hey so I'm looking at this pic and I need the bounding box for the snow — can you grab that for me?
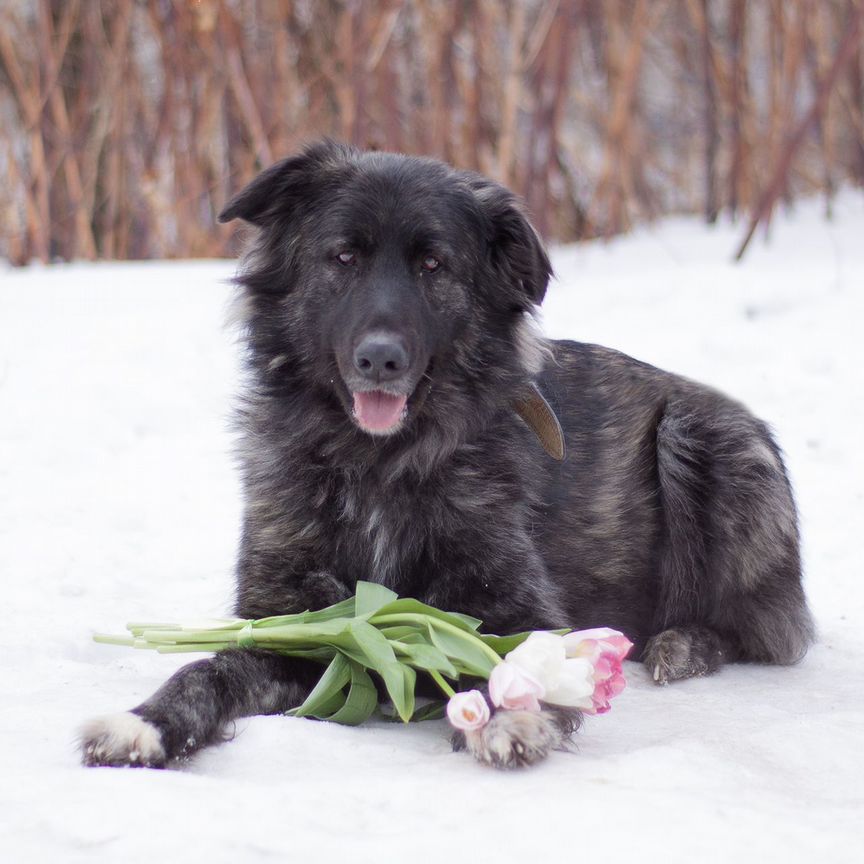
[1,195,862,863]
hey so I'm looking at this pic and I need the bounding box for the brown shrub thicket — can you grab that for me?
[0,0,862,264]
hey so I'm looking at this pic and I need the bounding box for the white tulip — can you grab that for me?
[505,631,566,683]
[542,657,595,709]
[446,690,491,730]
[504,632,595,709]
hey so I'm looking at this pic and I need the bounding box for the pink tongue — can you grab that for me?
[353,391,408,432]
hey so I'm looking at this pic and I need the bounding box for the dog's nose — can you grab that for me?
[353,333,409,381]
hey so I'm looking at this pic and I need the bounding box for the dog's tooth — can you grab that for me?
[653,663,661,682]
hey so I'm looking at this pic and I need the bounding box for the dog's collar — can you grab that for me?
[511,383,565,461]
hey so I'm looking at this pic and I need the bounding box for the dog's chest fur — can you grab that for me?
[330,464,425,587]
[236,394,546,624]
[318,438,532,591]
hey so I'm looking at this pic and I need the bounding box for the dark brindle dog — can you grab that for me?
[81,141,814,769]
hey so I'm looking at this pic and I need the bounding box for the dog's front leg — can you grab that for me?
[80,649,318,767]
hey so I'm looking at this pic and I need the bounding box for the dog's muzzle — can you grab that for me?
[346,330,415,434]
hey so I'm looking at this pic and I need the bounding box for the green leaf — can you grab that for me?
[479,628,571,656]
[299,597,357,622]
[321,632,377,667]
[442,612,484,631]
[347,620,399,668]
[346,620,416,721]
[387,663,416,723]
[427,621,498,677]
[354,581,398,617]
[293,654,352,718]
[325,662,378,725]
[477,632,534,656]
[255,597,358,628]
[371,599,482,632]
[378,625,422,641]
[410,701,447,722]
[296,688,346,719]
[391,641,458,678]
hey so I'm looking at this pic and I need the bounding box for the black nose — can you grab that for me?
[353,332,409,382]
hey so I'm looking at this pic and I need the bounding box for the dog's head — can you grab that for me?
[220,140,551,439]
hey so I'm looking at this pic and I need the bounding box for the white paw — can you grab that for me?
[463,709,566,769]
[79,712,166,768]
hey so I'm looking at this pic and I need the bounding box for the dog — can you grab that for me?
[80,140,814,769]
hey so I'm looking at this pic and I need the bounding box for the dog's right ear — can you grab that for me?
[218,140,352,227]
[463,175,552,308]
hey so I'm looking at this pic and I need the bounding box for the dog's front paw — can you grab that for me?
[79,712,166,768]
[458,709,568,769]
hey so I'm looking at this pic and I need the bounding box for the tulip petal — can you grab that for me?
[543,657,595,708]
[446,690,491,730]
[489,661,545,711]
[563,628,633,661]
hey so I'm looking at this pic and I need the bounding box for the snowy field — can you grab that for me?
[1,195,862,862]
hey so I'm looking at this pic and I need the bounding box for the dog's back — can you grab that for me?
[533,341,813,674]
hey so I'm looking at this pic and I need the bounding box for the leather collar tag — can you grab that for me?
[511,383,565,461]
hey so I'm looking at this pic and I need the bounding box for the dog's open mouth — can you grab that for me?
[352,390,409,433]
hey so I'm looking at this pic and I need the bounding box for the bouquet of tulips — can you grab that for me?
[96,581,632,740]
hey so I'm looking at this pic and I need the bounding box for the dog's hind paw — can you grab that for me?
[456,708,576,769]
[643,627,730,685]
[79,712,166,768]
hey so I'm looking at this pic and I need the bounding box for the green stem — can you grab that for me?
[154,643,233,653]
[93,634,136,647]
[428,669,456,698]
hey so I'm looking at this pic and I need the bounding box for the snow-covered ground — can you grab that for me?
[1,195,862,863]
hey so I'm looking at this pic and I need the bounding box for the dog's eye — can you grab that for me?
[421,255,440,273]
[337,251,357,266]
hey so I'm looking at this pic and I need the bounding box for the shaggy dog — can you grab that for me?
[81,141,814,769]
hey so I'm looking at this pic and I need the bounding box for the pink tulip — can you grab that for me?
[563,628,633,715]
[589,663,627,714]
[563,628,633,662]
[446,690,491,730]
[488,661,545,712]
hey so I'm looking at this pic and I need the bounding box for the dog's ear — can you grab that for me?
[218,139,353,226]
[468,178,552,307]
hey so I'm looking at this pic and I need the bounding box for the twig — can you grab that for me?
[734,4,864,261]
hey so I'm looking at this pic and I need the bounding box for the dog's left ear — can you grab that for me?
[217,156,310,226]
[218,139,354,227]
[468,178,552,307]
